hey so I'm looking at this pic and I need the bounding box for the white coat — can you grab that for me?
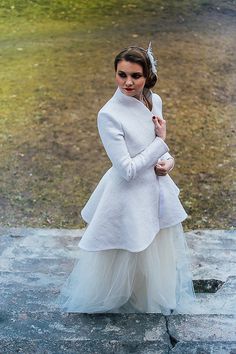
[79,87,187,252]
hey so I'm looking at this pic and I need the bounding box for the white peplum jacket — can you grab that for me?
[79,87,188,252]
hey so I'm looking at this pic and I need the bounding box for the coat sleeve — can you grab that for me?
[97,112,169,181]
[153,93,173,161]
[159,152,174,161]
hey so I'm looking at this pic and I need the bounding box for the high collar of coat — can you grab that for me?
[113,87,153,113]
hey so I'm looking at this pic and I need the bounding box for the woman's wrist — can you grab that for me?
[155,133,166,141]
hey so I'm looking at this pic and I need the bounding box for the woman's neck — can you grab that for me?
[141,89,152,111]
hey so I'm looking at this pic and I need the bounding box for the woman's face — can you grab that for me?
[115,60,146,100]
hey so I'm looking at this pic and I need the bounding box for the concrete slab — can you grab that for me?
[1,287,59,312]
[171,342,236,354]
[0,232,81,261]
[0,271,66,288]
[167,314,236,342]
[217,276,236,294]
[194,276,236,314]
[0,227,83,238]
[0,312,170,353]
[186,229,236,281]
[0,338,170,354]
[1,227,236,353]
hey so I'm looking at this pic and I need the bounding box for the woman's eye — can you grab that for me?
[118,73,127,78]
[132,74,142,79]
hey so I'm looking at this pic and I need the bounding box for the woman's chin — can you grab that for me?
[122,89,135,96]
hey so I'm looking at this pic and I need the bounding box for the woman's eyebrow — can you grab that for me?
[118,70,143,75]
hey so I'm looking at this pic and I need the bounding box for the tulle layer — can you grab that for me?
[56,223,196,315]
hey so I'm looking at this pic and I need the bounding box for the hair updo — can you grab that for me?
[114,46,158,89]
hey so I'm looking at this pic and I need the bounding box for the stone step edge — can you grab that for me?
[0,227,84,238]
[0,227,235,238]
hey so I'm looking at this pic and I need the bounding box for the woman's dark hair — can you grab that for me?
[114,46,158,89]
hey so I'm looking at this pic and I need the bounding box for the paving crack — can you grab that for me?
[164,315,179,350]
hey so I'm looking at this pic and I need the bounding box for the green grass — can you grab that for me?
[0,0,235,229]
[0,0,224,21]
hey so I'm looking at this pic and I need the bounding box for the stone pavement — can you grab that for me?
[0,227,236,353]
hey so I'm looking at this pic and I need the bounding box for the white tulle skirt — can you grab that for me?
[57,223,196,315]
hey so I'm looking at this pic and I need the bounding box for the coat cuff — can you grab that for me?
[143,137,169,168]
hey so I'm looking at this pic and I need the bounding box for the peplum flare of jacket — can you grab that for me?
[79,87,187,252]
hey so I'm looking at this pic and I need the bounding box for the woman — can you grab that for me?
[57,44,196,314]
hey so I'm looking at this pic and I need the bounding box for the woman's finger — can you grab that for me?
[152,118,161,128]
[155,167,167,173]
[157,118,166,125]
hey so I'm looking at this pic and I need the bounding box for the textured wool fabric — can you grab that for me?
[79,88,187,252]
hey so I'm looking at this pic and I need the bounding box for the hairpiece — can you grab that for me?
[146,42,157,75]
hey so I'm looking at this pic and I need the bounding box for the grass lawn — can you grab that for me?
[0,0,235,229]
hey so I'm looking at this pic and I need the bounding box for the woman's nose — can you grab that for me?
[125,77,133,86]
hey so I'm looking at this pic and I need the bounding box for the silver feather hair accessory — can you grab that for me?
[146,42,157,75]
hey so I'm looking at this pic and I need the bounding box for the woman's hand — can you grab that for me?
[152,116,166,141]
[154,159,174,176]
